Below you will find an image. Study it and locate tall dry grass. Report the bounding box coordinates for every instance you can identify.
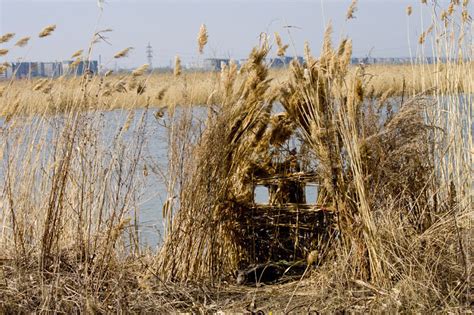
[0,71,226,116]
[0,0,472,313]
[364,63,474,97]
[155,0,472,312]
[2,63,471,116]
[0,25,165,313]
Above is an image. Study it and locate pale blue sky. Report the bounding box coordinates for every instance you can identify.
[0,0,458,68]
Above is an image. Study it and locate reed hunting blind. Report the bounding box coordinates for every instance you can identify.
[238,142,337,268]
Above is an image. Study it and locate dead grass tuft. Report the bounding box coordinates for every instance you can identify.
[38,24,56,38]
[197,24,208,54]
[0,33,15,44]
[14,36,30,47]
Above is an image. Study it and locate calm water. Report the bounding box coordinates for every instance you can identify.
[0,108,180,248]
[93,107,207,248]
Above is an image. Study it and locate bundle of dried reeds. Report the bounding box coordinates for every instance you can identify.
[156,21,468,297]
[155,41,283,282]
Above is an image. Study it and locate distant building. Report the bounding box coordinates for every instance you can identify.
[7,60,98,79]
[87,60,99,74]
[270,56,304,68]
[349,57,422,65]
[10,62,42,79]
[42,62,62,77]
[5,65,13,79]
[203,58,230,71]
[62,60,98,76]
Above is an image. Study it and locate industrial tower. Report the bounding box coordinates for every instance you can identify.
[146,42,153,70]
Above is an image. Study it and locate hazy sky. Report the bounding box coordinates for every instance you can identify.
[0,0,461,68]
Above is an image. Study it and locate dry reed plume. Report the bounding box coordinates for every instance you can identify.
[132,64,149,77]
[114,47,133,59]
[0,33,15,44]
[274,32,289,57]
[346,0,358,20]
[70,49,83,58]
[174,56,182,76]
[14,36,30,47]
[197,24,208,54]
[0,62,8,73]
[38,24,56,38]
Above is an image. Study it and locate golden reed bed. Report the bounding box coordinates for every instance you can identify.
[1,62,472,117]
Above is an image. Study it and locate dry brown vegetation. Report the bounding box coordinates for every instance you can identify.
[1,63,472,117]
[365,62,474,96]
[0,71,220,116]
[0,68,277,117]
[0,0,472,313]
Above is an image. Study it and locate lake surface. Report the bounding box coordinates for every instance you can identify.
[87,107,207,248]
[0,108,177,248]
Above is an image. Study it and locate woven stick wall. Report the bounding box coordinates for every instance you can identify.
[237,170,337,268]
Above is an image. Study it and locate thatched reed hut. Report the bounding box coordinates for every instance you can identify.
[155,32,435,286]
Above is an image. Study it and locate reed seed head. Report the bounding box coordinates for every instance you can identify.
[406,5,413,16]
[197,24,208,54]
[419,25,433,44]
[447,3,455,15]
[461,9,469,22]
[322,24,333,57]
[155,87,167,101]
[70,58,82,69]
[274,32,289,57]
[0,33,15,44]
[114,47,133,59]
[441,10,448,21]
[0,49,9,57]
[346,0,358,20]
[304,41,312,63]
[421,31,428,45]
[33,79,48,91]
[123,111,135,132]
[136,82,146,95]
[39,25,56,38]
[174,56,182,76]
[15,36,30,47]
[71,49,83,59]
[340,39,353,70]
[132,64,149,77]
